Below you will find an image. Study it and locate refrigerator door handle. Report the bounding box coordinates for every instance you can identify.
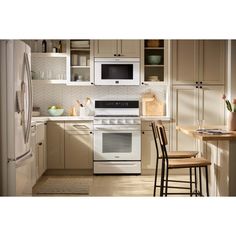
[24,52,32,143]
[16,152,33,168]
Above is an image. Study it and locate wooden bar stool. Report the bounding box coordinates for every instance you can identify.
[151,121,198,196]
[155,121,211,197]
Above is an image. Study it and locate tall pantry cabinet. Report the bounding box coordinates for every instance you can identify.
[171,40,227,151]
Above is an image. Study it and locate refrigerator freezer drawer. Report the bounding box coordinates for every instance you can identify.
[15,153,33,196]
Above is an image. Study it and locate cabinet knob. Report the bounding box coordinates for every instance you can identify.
[196,86,198,88]
[118,54,121,56]
[91,82,94,85]
[195,81,198,84]
[199,81,202,84]
[142,131,145,134]
[199,86,202,89]
[114,54,117,56]
[38,142,43,146]
[90,131,93,134]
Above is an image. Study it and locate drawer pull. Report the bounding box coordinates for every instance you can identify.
[73,125,88,129]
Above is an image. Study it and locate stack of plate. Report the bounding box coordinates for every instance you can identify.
[146,76,158,82]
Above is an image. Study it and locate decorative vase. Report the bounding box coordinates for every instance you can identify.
[80,107,88,117]
[227,112,236,131]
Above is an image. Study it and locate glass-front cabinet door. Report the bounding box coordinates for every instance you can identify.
[141,39,169,85]
[67,40,94,86]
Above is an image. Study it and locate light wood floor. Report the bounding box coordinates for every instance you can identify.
[33,174,192,197]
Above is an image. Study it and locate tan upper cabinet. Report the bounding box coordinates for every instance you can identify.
[172,40,199,84]
[94,40,140,57]
[94,40,117,57]
[118,40,140,57]
[172,40,226,85]
[199,40,226,84]
[47,122,65,169]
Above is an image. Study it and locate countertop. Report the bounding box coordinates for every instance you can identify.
[32,116,171,122]
[140,116,172,121]
[31,120,37,126]
[177,125,236,141]
[32,116,94,122]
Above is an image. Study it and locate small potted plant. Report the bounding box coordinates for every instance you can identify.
[222,94,236,131]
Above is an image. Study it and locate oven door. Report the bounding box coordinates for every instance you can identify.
[94,128,141,161]
[94,58,140,85]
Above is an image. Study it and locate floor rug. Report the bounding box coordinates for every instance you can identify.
[34,176,90,195]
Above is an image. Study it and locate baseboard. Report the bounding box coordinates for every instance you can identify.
[45,169,93,176]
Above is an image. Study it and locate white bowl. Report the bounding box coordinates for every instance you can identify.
[148,55,162,65]
[48,109,64,116]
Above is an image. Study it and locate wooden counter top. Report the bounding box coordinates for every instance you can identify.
[177,125,236,141]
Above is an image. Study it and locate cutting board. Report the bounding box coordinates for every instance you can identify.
[142,96,164,116]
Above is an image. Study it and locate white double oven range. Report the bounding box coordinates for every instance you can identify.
[94,100,141,174]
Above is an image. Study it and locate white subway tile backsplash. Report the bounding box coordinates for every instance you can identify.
[33,84,167,116]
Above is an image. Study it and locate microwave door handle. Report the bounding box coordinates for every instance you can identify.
[24,52,32,143]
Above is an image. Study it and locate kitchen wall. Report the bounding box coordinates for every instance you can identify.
[32,84,167,116]
[230,40,236,99]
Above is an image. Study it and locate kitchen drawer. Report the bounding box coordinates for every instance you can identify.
[36,122,45,143]
[94,161,141,174]
[141,121,169,131]
[65,121,93,131]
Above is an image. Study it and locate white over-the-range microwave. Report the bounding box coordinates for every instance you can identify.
[94,58,140,85]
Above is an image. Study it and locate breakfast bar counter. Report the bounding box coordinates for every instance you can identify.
[177,125,236,196]
[176,125,236,141]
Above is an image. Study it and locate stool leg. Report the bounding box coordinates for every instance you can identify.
[190,168,192,196]
[194,167,198,196]
[153,156,159,197]
[199,167,202,196]
[205,166,209,197]
[160,156,165,197]
[165,167,169,197]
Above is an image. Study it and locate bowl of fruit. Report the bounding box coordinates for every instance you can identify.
[48,106,64,116]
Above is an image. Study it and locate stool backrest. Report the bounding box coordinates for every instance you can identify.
[155,121,169,160]
[151,121,160,157]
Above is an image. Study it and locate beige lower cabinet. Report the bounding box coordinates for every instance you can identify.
[64,121,93,170]
[47,121,65,169]
[200,140,230,196]
[43,123,47,172]
[141,121,169,174]
[65,130,93,169]
[37,142,44,177]
[141,130,156,174]
[35,122,47,179]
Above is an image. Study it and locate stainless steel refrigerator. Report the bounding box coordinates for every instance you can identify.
[0,40,33,196]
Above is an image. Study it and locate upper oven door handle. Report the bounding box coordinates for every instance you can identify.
[94,127,140,131]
